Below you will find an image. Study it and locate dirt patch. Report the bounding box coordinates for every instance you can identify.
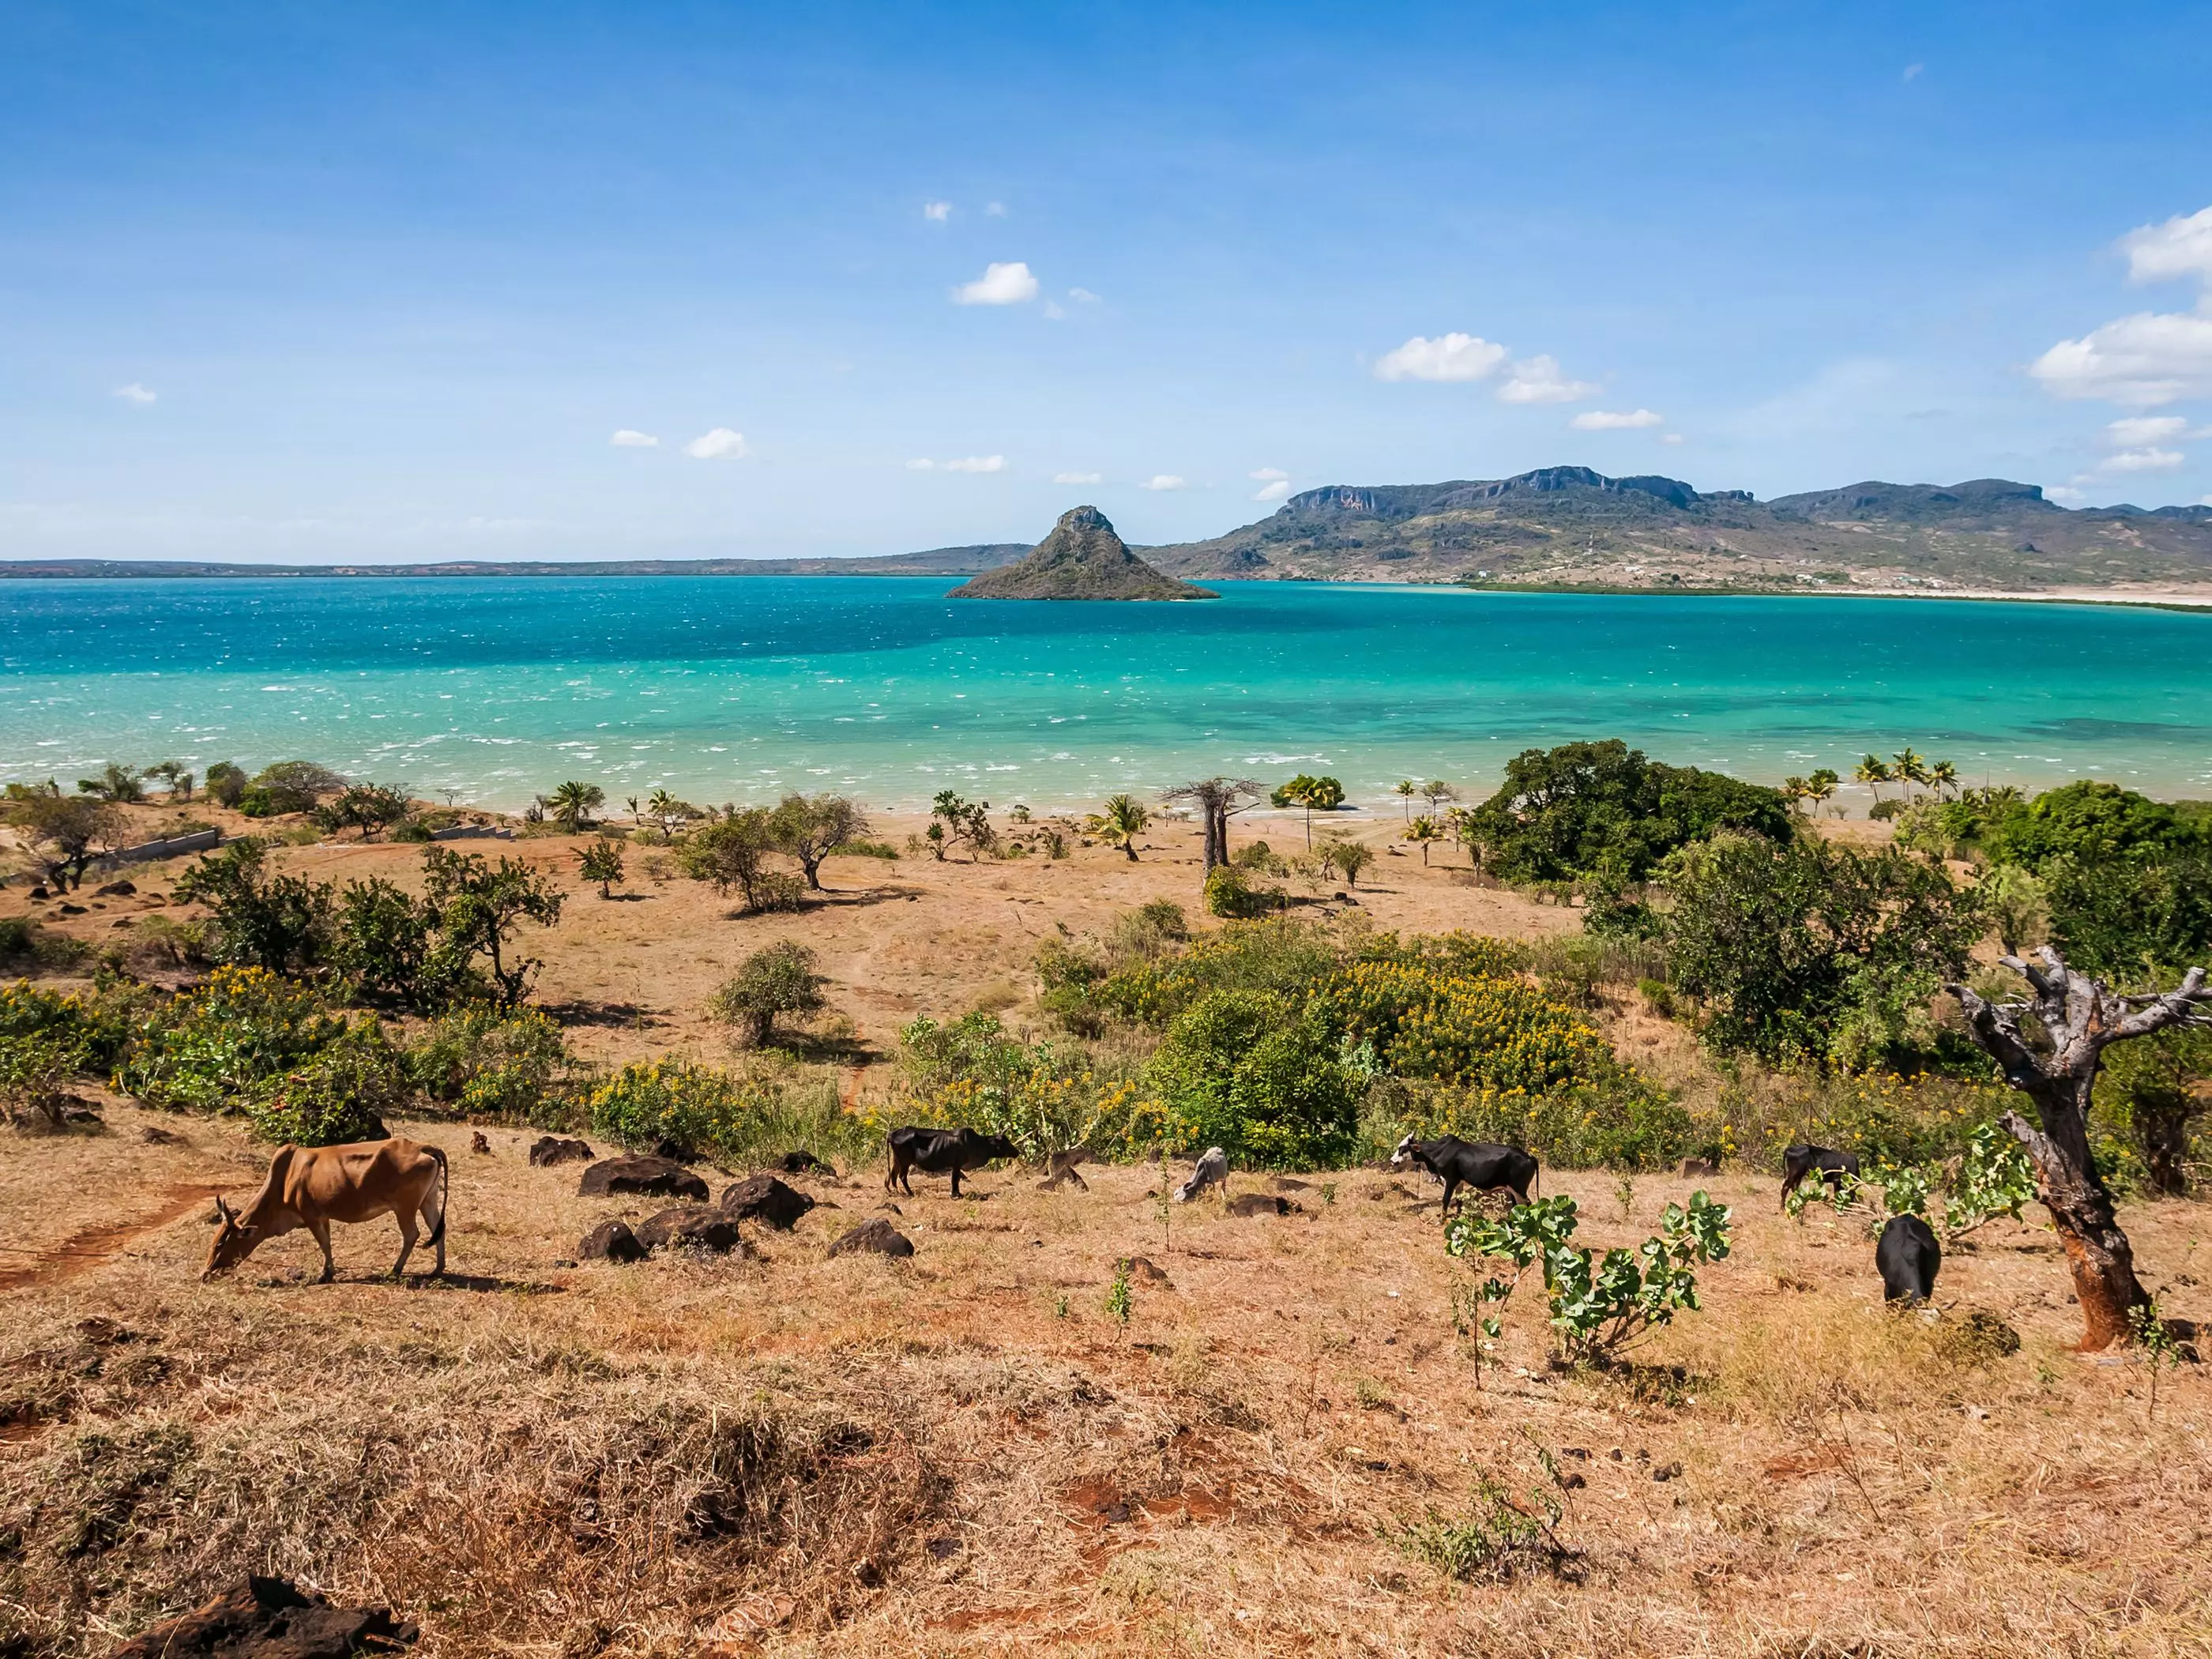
[0,1181,228,1295]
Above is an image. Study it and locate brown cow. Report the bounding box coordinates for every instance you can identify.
[205,1138,449,1283]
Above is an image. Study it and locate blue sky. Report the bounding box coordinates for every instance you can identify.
[4,1,2210,564]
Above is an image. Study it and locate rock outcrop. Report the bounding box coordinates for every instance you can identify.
[577,1156,709,1202]
[946,506,1214,601]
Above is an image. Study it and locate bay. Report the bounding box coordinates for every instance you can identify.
[3,575,2209,809]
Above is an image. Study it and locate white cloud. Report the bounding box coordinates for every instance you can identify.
[1902,62,1924,81]
[682,427,749,460]
[113,382,157,404]
[2031,310,2212,406]
[923,200,952,222]
[609,429,659,447]
[1497,355,1599,404]
[1252,480,1290,502]
[984,201,1006,216]
[1069,287,1100,303]
[1052,471,1101,484]
[1138,475,1186,491]
[1569,408,1664,431]
[952,261,1040,305]
[1042,299,1066,321]
[2100,446,2185,473]
[2120,205,2212,286]
[943,455,1006,473]
[2047,484,2088,502]
[2106,415,2190,446]
[905,459,937,471]
[1374,332,1508,383]
[1659,432,1687,446]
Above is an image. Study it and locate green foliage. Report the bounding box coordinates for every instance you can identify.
[408,1006,576,1122]
[1271,773,1345,810]
[312,784,412,841]
[576,837,626,897]
[546,781,605,833]
[174,839,333,972]
[1977,863,2048,954]
[1146,990,1358,1168]
[0,1024,92,1127]
[239,759,345,817]
[114,966,350,1115]
[1397,1075,1697,1172]
[1202,863,1283,918]
[1315,959,1621,1095]
[1658,831,1982,1066]
[1316,834,1376,888]
[1447,1191,1732,1366]
[420,846,566,1009]
[246,1016,412,1146]
[2043,850,2212,983]
[203,762,248,807]
[329,876,446,1009]
[1982,779,2207,870]
[769,792,867,888]
[2094,1015,2212,1195]
[1085,793,1150,859]
[707,940,827,1047]
[675,810,801,912]
[897,1011,1106,1157]
[75,763,145,803]
[1104,1259,1133,1327]
[1462,739,1792,885]
[929,791,996,860]
[4,792,126,890]
[585,1057,862,1164]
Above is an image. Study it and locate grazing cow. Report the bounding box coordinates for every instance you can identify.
[1390,1134,1538,1221]
[884,1126,1021,1198]
[1173,1146,1228,1203]
[1780,1143,1862,1207]
[1876,1213,1941,1304]
[205,1138,449,1283]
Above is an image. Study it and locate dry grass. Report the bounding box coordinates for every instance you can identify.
[4,1103,2211,1657]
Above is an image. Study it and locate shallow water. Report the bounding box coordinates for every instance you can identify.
[3,576,2209,809]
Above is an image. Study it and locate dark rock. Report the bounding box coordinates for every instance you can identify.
[92,879,137,897]
[1121,1255,1172,1288]
[58,903,87,916]
[27,886,49,901]
[529,1135,595,1167]
[634,1207,745,1255]
[778,1149,832,1176]
[947,506,1216,602]
[721,1174,814,1230]
[829,1217,915,1259]
[578,1156,709,1201]
[110,1574,416,1659]
[1225,1193,1297,1218]
[470,1130,492,1154]
[62,1108,104,1127]
[1270,1176,1311,1191]
[141,1125,187,1146]
[578,1220,645,1263]
[652,1138,695,1164]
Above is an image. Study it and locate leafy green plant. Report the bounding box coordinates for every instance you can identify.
[174,839,333,972]
[546,780,605,833]
[1447,1192,1732,1367]
[246,1018,412,1145]
[0,1026,92,1128]
[408,1006,575,1122]
[1104,1258,1133,1329]
[115,966,350,1115]
[676,810,802,912]
[312,784,412,841]
[1146,990,1358,1168]
[708,940,827,1048]
[2130,1299,2185,1424]
[1382,1460,1577,1582]
[576,837,626,897]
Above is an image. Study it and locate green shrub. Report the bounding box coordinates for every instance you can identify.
[1202,864,1283,919]
[897,1011,1108,1157]
[408,1006,576,1123]
[706,940,826,1048]
[115,965,348,1114]
[1100,916,1345,1025]
[1395,1074,1696,1172]
[247,1018,413,1145]
[1147,990,1358,1168]
[588,1056,866,1164]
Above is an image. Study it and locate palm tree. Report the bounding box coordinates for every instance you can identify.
[547,780,604,833]
[1394,780,1417,822]
[1087,794,1150,860]
[1781,776,1808,816]
[1404,814,1443,864]
[1892,747,1928,802]
[1853,754,1890,808]
[1806,768,1838,816]
[1929,758,1958,800]
[1421,780,1458,814]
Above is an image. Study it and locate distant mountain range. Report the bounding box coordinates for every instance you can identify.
[8,469,2212,592]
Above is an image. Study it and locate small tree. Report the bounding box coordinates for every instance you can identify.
[145,762,194,801]
[1319,834,1375,890]
[242,760,346,818]
[76,763,146,803]
[421,846,566,1010]
[1405,815,1443,866]
[930,791,996,861]
[642,788,701,837]
[1421,780,1458,814]
[6,795,124,890]
[708,939,826,1048]
[0,1029,92,1130]
[1163,777,1262,873]
[314,784,412,841]
[547,781,604,833]
[769,793,867,890]
[174,839,334,972]
[1273,774,1345,848]
[1947,948,2210,1349]
[676,810,799,912]
[1087,794,1149,861]
[205,762,248,807]
[1395,780,1418,822]
[577,837,626,898]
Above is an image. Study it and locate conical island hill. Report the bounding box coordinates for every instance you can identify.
[946,505,1216,600]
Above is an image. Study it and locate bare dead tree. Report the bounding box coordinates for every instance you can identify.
[1161,777,1261,872]
[1947,947,2210,1349]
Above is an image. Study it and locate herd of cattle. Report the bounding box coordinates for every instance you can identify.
[198,1126,1942,1305]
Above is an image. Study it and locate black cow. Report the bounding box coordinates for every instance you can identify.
[1876,1213,1941,1304]
[1390,1134,1538,1222]
[884,1126,1021,1197]
[1780,1143,1862,1207]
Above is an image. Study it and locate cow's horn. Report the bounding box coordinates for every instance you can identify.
[213,1195,235,1226]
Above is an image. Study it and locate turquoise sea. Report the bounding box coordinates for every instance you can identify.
[3,577,2210,811]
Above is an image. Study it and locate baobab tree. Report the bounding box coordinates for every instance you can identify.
[1947,947,2210,1349]
[1162,777,1260,872]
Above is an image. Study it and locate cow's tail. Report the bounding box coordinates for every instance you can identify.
[425,1143,450,1245]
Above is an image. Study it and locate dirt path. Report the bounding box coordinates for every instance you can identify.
[0,1181,227,1295]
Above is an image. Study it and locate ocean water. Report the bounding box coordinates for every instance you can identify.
[3,576,2210,811]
